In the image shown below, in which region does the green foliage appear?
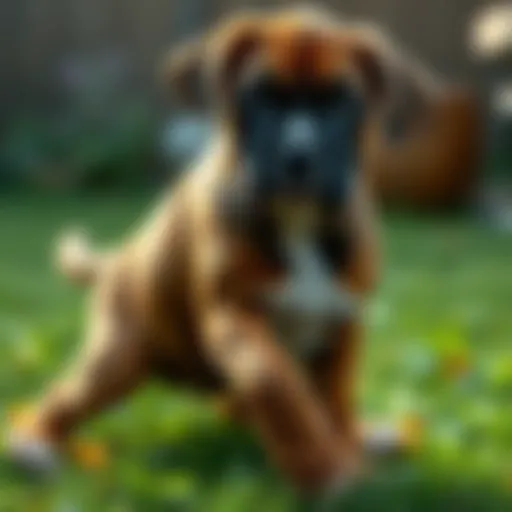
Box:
[0,196,511,511]
[0,104,157,190]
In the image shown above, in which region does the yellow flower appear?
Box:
[69,438,111,471]
[398,414,425,451]
[442,351,471,380]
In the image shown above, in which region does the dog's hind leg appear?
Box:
[8,311,148,473]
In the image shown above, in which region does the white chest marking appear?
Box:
[263,229,356,358]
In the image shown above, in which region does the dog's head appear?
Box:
[164,7,433,214]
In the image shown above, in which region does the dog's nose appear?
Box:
[282,113,317,187]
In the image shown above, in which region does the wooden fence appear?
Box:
[0,0,495,118]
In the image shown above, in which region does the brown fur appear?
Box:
[10,7,425,493]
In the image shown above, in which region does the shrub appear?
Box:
[0,102,158,191]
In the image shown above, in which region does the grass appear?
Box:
[0,192,511,511]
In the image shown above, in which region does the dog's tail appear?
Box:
[55,229,105,286]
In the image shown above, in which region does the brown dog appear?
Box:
[8,7,428,493]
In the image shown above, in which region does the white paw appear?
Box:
[363,424,403,456]
[6,430,60,475]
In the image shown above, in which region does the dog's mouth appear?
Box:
[274,167,347,211]
[281,166,318,197]
[274,185,320,209]
[269,194,324,227]
[259,179,345,224]
[218,156,349,233]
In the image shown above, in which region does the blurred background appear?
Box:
[0,1,511,511]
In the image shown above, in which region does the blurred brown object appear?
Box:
[363,85,483,209]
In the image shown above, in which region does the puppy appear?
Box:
[8,7,425,493]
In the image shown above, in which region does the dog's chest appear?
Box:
[262,229,354,359]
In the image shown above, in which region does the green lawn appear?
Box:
[0,193,511,511]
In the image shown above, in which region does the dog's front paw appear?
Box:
[6,428,60,475]
[5,404,61,475]
[362,417,425,458]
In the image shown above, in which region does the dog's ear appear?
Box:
[161,14,262,109]
[160,36,207,107]
[213,19,261,102]
[350,25,440,141]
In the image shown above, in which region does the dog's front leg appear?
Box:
[313,320,408,473]
[312,320,363,468]
[201,306,350,493]
[8,313,148,472]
